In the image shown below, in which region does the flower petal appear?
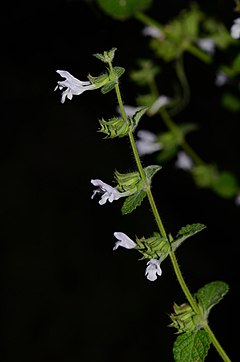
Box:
[145,259,162,281]
[136,130,162,156]
[113,232,137,250]
[55,70,96,103]
[91,179,125,205]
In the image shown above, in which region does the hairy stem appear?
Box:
[114,79,231,362]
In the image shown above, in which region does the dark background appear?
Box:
[1,1,240,361]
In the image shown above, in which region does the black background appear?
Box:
[1,1,240,361]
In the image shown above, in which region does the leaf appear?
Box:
[192,164,217,188]
[195,281,229,318]
[144,165,162,181]
[221,92,240,113]
[131,106,149,130]
[121,190,146,214]
[212,171,239,198]
[232,51,240,74]
[172,223,206,251]
[101,80,116,94]
[173,330,211,362]
[96,0,153,20]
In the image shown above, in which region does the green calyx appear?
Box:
[98,116,132,138]
[169,303,201,334]
[87,72,110,88]
[98,106,149,139]
[136,232,169,260]
[115,169,143,194]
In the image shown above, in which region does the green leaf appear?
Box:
[221,92,240,113]
[172,223,206,251]
[192,164,217,188]
[195,281,229,318]
[232,51,240,74]
[212,171,239,198]
[156,123,197,163]
[93,47,117,63]
[121,190,146,214]
[144,165,162,181]
[131,106,149,130]
[96,0,153,20]
[173,330,211,362]
[101,80,116,94]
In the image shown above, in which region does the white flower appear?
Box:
[142,26,164,39]
[215,71,228,87]
[175,151,193,171]
[235,194,240,206]
[136,130,162,156]
[55,70,96,103]
[148,95,170,116]
[230,18,240,39]
[91,179,129,205]
[196,38,215,55]
[113,232,137,250]
[145,259,162,281]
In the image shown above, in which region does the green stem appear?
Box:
[114,80,166,238]
[187,44,212,64]
[135,11,163,31]
[159,107,205,166]
[170,56,191,115]
[170,251,231,362]
[114,78,231,362]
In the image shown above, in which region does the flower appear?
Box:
[175,151,193,171]
[148,95,170,116]
[113,232,137,250]
[55,70,96,103]
[196,38,215,55]
[215,71,228,87]
[136,130,162,156]
[230,18,240,39]
[142,26,164,39]
[91,179,129,205]
[145,259,162,281]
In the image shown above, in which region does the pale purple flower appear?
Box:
[91,179,129,205]
[175,151,193,171]
[55,70,96,103]
[230,18,240,39]
[148,95,170,116]
[215,71,228,87]
[145,259,162,281]
[142,26,164,39]
[136,130,162,156]
[197,38,215,55]
[113,232,137,250]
